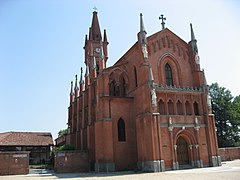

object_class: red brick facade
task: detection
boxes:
[65,11,221,172]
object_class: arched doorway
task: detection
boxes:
[176,137,189,165]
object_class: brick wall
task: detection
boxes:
[219,147,240,161]
[0,151,30,175]
[54,150,89,173]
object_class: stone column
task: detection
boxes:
[173,144,179,170]
[189,145,194,167]
[194,117,203,168]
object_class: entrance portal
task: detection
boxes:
[176,137,189,165]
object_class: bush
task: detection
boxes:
[55,144,75,151]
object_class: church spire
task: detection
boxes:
[79,67,84,93]
[90,11,102,41]
[69,81,74,104]
[103,29,108,42]
[74,74,78,90]
[70,81,74,96]
[139,13,147,45]
[190,23,198,53]
[80,67,83,83]
[74,74,79,97]
[138,13,148,59]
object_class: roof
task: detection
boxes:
[0,132,54,146]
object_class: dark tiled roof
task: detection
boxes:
[0,132,54,146]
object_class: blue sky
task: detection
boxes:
[0,0,240,140]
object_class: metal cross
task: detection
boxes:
[159,14,166,30]
[93,6,98,12]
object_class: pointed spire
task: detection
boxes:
[140,13,146,33]
[139,13,147,45]
[103,29,108,42]
[80,67,83,83]
[84,34,88,47]
[70,81,74,95]
[190,23,196,41]
[190,23,198,53]
[79,67,84,93]
[89,27,93,40]
[74,74,78,90]
[138,13,148,60]
[91,11,102,41]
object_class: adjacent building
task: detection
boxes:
[65,11,221,172]
[0,132,54,164]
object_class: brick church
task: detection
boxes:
[65,11,221,172]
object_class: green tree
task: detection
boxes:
[231,95,240,146]
[209,83,240,147]
[58,129,68,137]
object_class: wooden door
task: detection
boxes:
[177,137,189,165]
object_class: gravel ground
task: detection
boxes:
[1,160,240,180]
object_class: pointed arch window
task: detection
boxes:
[120,77,126,97]
[177,100,183,115]
[118,118,126,142]
[194,101,199,115]
[185,101,192,115]
[168,100,174,115]
[158,99,165,114]
[109,79,116,96]
[165,63,173,86]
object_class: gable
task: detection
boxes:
[147,28,189,60]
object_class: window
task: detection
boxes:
[165,63,173,86]
[119,76,126,97]
[177,100,183,115]
[110,80,116,96]
[185,101,191,115]
[168,100,174,115]
[134,66,138,87]
[194,101,199,115]
[158,99,165,114]
[118,118,126,142]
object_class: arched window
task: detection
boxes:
[168,100,174,115]
[118,118,126,142]
[165,63,173,86]
[185,101,192,115]
[194,101,199,115]
[119,76,126,97]
[177,100,183,115]
[134,66,138,87]
[109,80,116,96]
[158,99,165,114]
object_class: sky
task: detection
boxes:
[0,0,240,140]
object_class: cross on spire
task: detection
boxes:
[159,14,166,30]
[93,6,98,12]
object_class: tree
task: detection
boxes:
[209,83,240,147]
[58,129,68,137]
[231,95,240,146]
